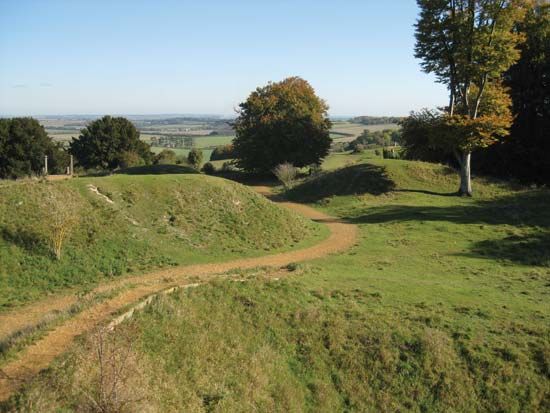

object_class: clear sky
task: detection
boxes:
[0,0,447,117]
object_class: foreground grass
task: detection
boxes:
[0,171,325,310]
[5,157,549,412]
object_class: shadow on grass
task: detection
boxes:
[115,164,198,175]
[395,189,458,197]
[349,190,550,228]
[286,163,396,203]
[465,231,550,266]
[347,189,550,265]
[0,227,49,256]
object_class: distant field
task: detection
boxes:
[151,147,214,161]
[143,134,233,148]
[330,121,399,143]
[46,130,79,142]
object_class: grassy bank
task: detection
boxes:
[5,156,549,412]
[0,170,325,310]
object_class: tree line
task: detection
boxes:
[1,1,547,192]
[0,77,332,178]
[401,0,549,194]
[351,116,404,125]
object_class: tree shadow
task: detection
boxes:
[349,190,550,228]
[346,189,550,265]
[464,231,550,266]
[286,163,396,203]
[0,227,49,256]
[395,189,458,197]
[115,164,198,175]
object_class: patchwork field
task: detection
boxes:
[330,121,399,142]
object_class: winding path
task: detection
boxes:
[0,186,357,402]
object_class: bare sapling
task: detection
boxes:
[43,186,80,260]
[82,325,146,413]
[273,163,298,190]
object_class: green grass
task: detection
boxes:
[0,172,326,310]
[5,155,550,412]
[321,149,381,170]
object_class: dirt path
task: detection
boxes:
[0,186,357,402]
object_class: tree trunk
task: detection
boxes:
[458,151,472,196]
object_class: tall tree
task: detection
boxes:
[415,0,527,195]
[505,2,550,183]
[69,116,153,170]
[0,117,68,179]
[232,77,332,174]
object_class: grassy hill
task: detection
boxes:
[0,169,325,310]
[6,157,550,412]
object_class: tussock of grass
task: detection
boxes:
[0,174,323,310]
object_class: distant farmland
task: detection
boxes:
[330,121,399,143]
[41,117,400,151]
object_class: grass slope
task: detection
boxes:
[0,171,324,310]
[6,156,550,412]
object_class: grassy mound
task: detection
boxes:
[5,157,549,411]
[0,174,324,309]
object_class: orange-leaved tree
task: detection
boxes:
[414,0,528,195]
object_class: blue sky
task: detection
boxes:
[0,0,447,116]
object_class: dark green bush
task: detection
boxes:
[202,162,216,174]
[383,148,401,159]
[210,144,235,161]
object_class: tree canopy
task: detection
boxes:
[69,116,152,170]
[347,129,402,151]
[0,117,68,179]
[413,0,527,195]
[489,2,550,183]
[232,77,332,173]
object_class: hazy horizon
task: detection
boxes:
[1,0,448,117]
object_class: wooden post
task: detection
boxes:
[44,155,48,176]
[70,155,74,176]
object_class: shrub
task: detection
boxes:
[120,151,144,168]
[202,162,216,175]
[383,147,401,159]
[221,161,236,172]
[374,149,381,157]
[353,144,366,154]
[309,163,323,176]
[187,148,203,170]
[330,142,347,153]
[154,149,177,165]
[273,163,299,189]
[210,144,235,161]
[41,186,80,260]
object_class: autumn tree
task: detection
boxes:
[232,77,332,174]
[414,0,527,195]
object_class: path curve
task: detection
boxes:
[0,186,357,402]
